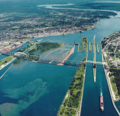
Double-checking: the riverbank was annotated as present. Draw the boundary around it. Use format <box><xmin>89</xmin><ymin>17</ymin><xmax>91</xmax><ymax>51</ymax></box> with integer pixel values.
<box><xmin>102</xmin><ymin>52</ymin><xmax>120</xmax><ymax>116</ymax></box>
<box><xmin>57</xmin><ymin>54</ymin><xmax>87</xmax><ymax>116</ymax></box>
<box><xmin>101</xmin><ymin>32</ymin><xmax>120</xmax><ymax>100</ymax></box>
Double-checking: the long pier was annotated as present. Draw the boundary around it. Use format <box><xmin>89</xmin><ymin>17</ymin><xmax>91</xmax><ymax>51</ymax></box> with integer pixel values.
<box><xmin>93</xmin><ymin>35</ymin><xmax>96</xmax><ymax>82</ymax></box>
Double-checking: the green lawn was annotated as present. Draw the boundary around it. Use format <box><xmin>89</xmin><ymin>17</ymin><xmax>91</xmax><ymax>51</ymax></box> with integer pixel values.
<box><xmin>0</xmin><ymin>56</ymin><xmax>13</xmax><ymax>66</ymax></box>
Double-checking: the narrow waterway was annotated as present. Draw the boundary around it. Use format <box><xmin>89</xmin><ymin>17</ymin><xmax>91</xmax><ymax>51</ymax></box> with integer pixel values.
<box><xmin>0</xmin><ymin>55</ymin><xmax>7</xmax><ymax>60</ymax></box>
<box><xmin>81</xmin><ymin>44</ymin><xmax>118</xmax><ymax>116</ymax></box>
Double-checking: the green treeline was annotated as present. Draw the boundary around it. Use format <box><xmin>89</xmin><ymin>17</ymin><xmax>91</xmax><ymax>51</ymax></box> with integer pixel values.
<box><xmin>81</xmin><ymin>36</ymin><xmax>87</xmax><ymax>51</ymax></box>
<box><xmin>109</xmin><ymin>68</ymin><xmax>120</xmax><ymax>95</ymax></box>
<box><xmin>58</xmin><ymin>54</ymin><xmax>87</xmax><ymax>116</ymax></box>
<box><xmin>38</xmin><ymin>41</ymin><xmax>61</xmax><ymax>54</ymax></box>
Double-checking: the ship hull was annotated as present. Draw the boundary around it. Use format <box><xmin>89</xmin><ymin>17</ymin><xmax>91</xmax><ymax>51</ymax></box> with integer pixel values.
<box><xmin>100</xmin><ymin>95</ymin><xmax>104</xmax><ymax>111</ymax></box>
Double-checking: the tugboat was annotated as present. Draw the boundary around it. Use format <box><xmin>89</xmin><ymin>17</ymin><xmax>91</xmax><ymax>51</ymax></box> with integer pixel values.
<box><xmin>100</xmin><ymin>93</ymin><xmax>104</xmax><ymax>111</ymax></box>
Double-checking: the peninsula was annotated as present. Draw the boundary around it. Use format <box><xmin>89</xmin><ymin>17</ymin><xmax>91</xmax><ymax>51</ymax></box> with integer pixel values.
<box><xmin>57</xmin><ymin>54</ymin><xmax>87</xmax><ymax>116</ymax></box>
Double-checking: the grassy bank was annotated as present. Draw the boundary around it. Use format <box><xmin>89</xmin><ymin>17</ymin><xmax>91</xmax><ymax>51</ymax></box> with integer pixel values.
<box><xmin>89</xmin><ymin>42</ymin><xmax>92</xmax><ymax>52</ymax></box>
<box><xmin>78</xmin><ymin>44</ymin><xmax>83</xmax><ymax>52</ymax></box>
<box><xmin>57</xmin><ymin>54</ymin><xmax>87</xmax><ymax>116</ymax></box>
<box><xmin>97</xmin><ymin>43</ymin><xmax>100</xmax><ymax>53</ymax></box>
<box><xmin>81</xmin><ymin>36</ymin><xmax>87</xmax><ymax>51</ymax></box>
<box><xmin>0</xmin><ymin>56</ymin><xmax>14</xmax><ymax>67</ymax></box>
<box><xmin>109</xmin><ymin>68</ymin><xmax>120</xmax><ymax>99</ymax></box>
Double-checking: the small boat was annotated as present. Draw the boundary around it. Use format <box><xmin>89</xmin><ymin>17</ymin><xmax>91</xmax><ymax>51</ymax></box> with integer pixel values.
<box><xmin>100</xmin><ymin>93</ymin><xmax>104</xmax><ymax>111</ymax></box>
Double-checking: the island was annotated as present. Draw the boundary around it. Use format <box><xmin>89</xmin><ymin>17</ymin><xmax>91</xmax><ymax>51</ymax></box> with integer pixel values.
<box><xmin>81</xmin><ymin>36</ymin><xmax>88</xmax><ymax>51</ymax></box>
<box><xmin>13</xmin><ymin>41</ymin><xmax>62</xmax><ymax>64</ymax></box>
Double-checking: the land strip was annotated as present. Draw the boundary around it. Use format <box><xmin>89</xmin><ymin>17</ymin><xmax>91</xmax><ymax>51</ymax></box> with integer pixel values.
<box><xmin>97</xmin><ymin>43</ymin><xmax>100</xmax><ymax>53</ymax></box>
<box><xmin>0</xmin><ymin>56</ymin><xmax>15</xmax><ymax>70</ymax></box>
<box><xmin>89</xmin><ymin>42</ymin><xmax>92</xmax><ymax>52</ymax></box>
<box><xmin>78</xmin><ymin>44</ymin><xmax>83</xmax><ymax>52</ymax></box>
<box><xmin>102</xmin><ymin>52</ymin><xmax>120</xmax><ymax>116</ymax></box>
<box><xmin>81</xmin><ymin>36</ymin><xmax>88</xmax><ymax>51</ymax></box>
<box><xmin>57</xmin><ymin>54</ymin><xmax>87</xmax><ymax>116</ymax></box>
<box><xmin>93</xmin><ymin>36</ymin><xmax>96</xmax><ymax>82</ymax></box>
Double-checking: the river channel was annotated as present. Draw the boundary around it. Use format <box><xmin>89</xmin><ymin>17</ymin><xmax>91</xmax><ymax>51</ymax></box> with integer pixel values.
<box><xmin>0</xmin><ymin>13</ymin><xmax>120</xmax><ymax>116</ymax></box>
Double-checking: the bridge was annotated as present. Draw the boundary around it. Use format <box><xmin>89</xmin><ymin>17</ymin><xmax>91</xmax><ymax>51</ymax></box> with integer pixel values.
<box><xmin>36</xmin><ymin>57</ymin><xmax>107</xmax><ymax>67</ymax></box>
<box><xmin>66</xmin><ymin>60</ymin><xmax>104</xmax><ymax>65</ymax></box>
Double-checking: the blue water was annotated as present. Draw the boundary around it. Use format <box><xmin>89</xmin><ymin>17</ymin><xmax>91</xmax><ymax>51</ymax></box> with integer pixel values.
<box><xmin>0</xmin><ymin>55</ymin><xmax>7</xmax><ymax>60</ymax></box>
<box><xmin>10</xmin><ymin>42</ymin><xmax>29</xmax><ymax>54</ymax></box>
<box><xmin>0</xmin><ymin>9</ymin><xmax>120</xmax><ymax>116</ymax></box>
<box><xmin>81</xmin><ymin>42</ymin><xmax>118</xmax><ymax>116</ymax></box>
<box><xmin>0</xmin><ymin>61</ymin><xmax>77</xmax><ymax>116</ymax></box>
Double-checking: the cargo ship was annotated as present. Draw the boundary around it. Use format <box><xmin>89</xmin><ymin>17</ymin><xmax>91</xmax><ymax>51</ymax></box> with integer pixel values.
<box><xmin>100</xmin><ymin>93</ymin><xmax>104</xmax><ymax>111</ymax></box>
